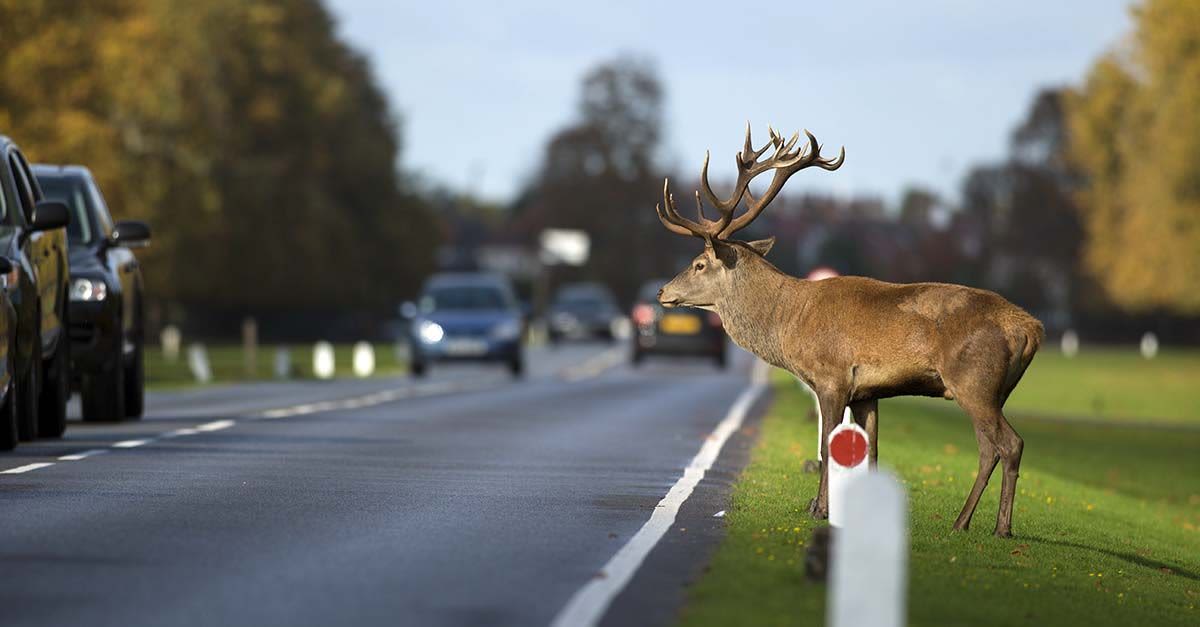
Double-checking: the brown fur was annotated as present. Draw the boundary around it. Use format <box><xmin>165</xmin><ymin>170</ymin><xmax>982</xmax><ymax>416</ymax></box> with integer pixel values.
<box><xmin>660</xmin><ymin>242</ymin><xmax>1043</xmax><ymax>537</ymax></box>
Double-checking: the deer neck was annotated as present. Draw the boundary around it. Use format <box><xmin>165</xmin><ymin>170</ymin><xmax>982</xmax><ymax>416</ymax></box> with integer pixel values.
<box><xmin>715</xmin><ymin>259</ymin><xmax>805</xmax><ymax>368</ymax></box>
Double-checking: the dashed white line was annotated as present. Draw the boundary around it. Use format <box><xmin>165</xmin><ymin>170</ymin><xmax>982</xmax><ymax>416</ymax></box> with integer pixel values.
<box><xmin>550</xmin><ymin>359</ymin><xmax>770</xmax><ymax>627</ymax></box>
<box><xmin>4</xmin><ymin>375</ymin><xmax>503</xmax><ymax>475</ymax></box>
<box><xmin>195</xmin><ymin>419</ymin><xmax>235</xmax><ymax>432</ymax></box>
<box><xmin>58</xmin><ymin>449</ymin><xmax>108</xmax><ymax>461</ymax></box>
<box><xmin>111</xmin><ymin>439</ymin><xmax>152</xmax><ymax>449</ymax></box>
<box><xmin>1</xmin><ymin>462</ymin><xmax>55</xmax><ymax>474</ymax></box>
<box><xmin>561</xmin><ymin>346</ymin><xmax>627</xmax><ymax>382</ymax></box>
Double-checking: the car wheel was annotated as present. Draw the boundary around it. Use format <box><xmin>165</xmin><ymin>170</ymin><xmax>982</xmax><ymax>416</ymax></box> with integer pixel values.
<box><xmin>632</xmin><ymin>349</ymin><xmax>644</xmax><ymax>367</ymax></box>
<box><xmin>410</xmin><ymin>359</ymin><xmax>427</xmax><ymax>378</ymax></box>
<box><xmin>123</xmin><ymin>337</ymin><xmax>144</xmax><ymax>419</ymax></box>
<box><xmin>37</xmin><ymin>336</ymin><xmax>69</xmax><ymax>438</ymax></box>
<box><xmin>715</xmin><ymin>349</ymin><xmax>727</xmax><ymax>369</ymax></box>
<box><xmin>16</xmin><ymin>328</ymin><xmax>41</xmax><ymax>441</ymax></box>
<box><xmin>0</xmin><ymin>380</ymin><xmax>17</xmax><ymax>451</ymax></box>
<box><xmin>81</xmin><ymin>328</ymin><xmax>125</xmax><ymax>422</ymax></box>
<box><xmin>508</xmin><ymin>354</ymin><xmax>524</xmax><ymax>378</ymax></box>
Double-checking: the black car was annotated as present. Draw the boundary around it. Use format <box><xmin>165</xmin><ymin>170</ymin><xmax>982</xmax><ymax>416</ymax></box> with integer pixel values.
<box><xmin>404</xmin><ymin>273</ymin><xmax>525</xmax><ymax>377</ymax></box>
<box><xmin>0</xmin><ymin>136</ymin><xmax>71</xmax><ymax>442</ymax></box>
<box><xmin>0</xmin><ymin>257</ymin><xmax>20</xmax><ymax>450</ymax></box>
<box><xmin>34</xmin><ymin>165</ymin><xmax>150</xmax><ymax>422</ymax></box>
<box><xmin>631</xmin><ymin>279</ymin><xmax>726</xmax><ymax>367</ymax></box>
<box><xmin>547</xmin><ymin>282</ymin><xmax>622</xmax><ymax>343</ymax></box>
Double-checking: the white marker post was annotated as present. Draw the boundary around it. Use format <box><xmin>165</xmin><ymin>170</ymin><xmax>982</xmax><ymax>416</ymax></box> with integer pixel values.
<box><xmin>273</xmin><ymin>347</ymin><xmax>292</xmax><ymax>380</ymax></box>
<box><xmin>829</xmin><ymin>472</ymin><xmax>908</xmax><ymax>627</ymax></box>
<box><xmin>1140</xmin><ymin>332</ymin><xmax>1159</xmax><ymax>359</ymax></box>
<box><xmin>827</xmin><ymin>412</ymin><xmax>869</xmax><ymax>528</ymax></box>
<box><xmin>312</xmin><ymin>341</ymin><xmax>335</xmax><ymax>380</ymax></box>
<box><xmin>187</xmin><ymin>344</ymin><xmax>212</xmax><ymax>384</ymax></box>
<box><xmin>352</xmin><ymin>341</ymin><xmax>375</xmax><ymax>378</ymax></box>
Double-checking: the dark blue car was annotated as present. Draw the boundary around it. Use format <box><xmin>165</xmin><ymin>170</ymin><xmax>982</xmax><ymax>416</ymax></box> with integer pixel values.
<box><xmin>406</xmin><ymin>273</ymin><xmax>524</xmax><ymax>378</ymax></box>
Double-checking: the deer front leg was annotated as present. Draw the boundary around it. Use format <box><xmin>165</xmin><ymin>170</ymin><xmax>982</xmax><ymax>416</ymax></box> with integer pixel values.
<box><xmin>809</xmin><ymin>392</ymin><xmax>847</xmax><ymax>520</ymax></box>
<box><xmin>849</xmin><ymin>399</ymin><xmax>879</xmax><ymax>468</ymax></box>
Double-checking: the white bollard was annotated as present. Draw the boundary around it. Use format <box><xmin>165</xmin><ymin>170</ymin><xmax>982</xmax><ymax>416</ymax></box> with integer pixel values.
<box><xmin>161</xmin><ymin>325</ymin><xmax>181</xmax><ymax>362</ymax></box>
<box><xmin>1061</xmin><ymin>329</ymin><xmax>1079</xmax><ymax>358</ymax></box>
<box><xmin>312</xmin><ymin>341</ymin><xmax>335</xmax><ymax>380</ymax></box>
<box><xmin>1140</xmin><ymin>332</ymin><xmax>1159</xmax><ymax>359</ymax></box>
<box><xmin>827</xmin><ymin>411</ymin><xmax>870</xmax><ymax>528</ymax></box>
<box><xmin>352</xmin><ymin>342</ymin><xmax>375</xmax><ymax>378</ymax></box>
<box><xmin>273</xmin><ymin>348</ymin><xmax>292</xmax><ymax>379</ymax></box>
<box><xmin>186</xmin><ymin>343</ymin><xmax>212</xmax><ymax>384</ymax></box>
<box><xmin>829</xmin><ymin>471</ymin><xmax>908</xmax><ymax>627</ymax></box>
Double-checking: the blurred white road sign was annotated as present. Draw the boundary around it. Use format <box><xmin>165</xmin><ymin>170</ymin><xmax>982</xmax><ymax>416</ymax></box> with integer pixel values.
<box><xmin>352</xmin><ymin>341</ymin><xmax>375</xmax><ymax>378</ymax></box>
<box><xmin>540</xmin><ymin>229</ymin><xmax>590</xmax><ymax>266</ymax></box>
<box><xmin>827</xmin><ymin>412</ymin><xmax>870</xmax><ymax>528</ymax></box>
<box><xmin>313</xmin><ymin>341</ymin><xmax>335</xmax><ymax>379</ymax></box>
<box><xmin>829</xmin><ymin>471</ymin><xmax>908</xmax><ymax>627</ymax></box>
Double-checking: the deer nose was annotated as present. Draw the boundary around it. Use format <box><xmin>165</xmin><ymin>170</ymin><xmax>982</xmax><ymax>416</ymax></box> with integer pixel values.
<box><xmin>656</xmin><ymin>288</ymin><xmax>664</xmax><ymax>299</ymax></box>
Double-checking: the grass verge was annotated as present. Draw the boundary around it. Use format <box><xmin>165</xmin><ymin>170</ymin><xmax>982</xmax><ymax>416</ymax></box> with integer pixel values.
<box><xmin>144</xmin><ymin>342</ymin><xmax>407</xmax><ymax>389</ymax></box>
<box><xmin>678</xmin><ymin>352</ymin><xmax>1200</xmax><ymax>627</ymax></box>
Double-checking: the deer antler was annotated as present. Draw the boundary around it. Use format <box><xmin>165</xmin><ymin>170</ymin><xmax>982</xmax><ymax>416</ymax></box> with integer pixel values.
<box><xmin>658</xmin><ymin>123</ymin><xmax>844</xmax><ymax>242</ymax></box>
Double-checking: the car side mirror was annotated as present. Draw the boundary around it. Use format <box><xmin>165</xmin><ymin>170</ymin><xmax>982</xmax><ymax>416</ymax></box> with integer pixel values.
<box><xmin>111</xmin><ymin>220</ymin><xmax>151</xmax><ymax>248</ymax></box>
<box><xmin>31</xmin><ymin>201</ymin><xmax>70</xmax><ymax>231</ymax></box>
<box><xmin>399</xmin><ymin>301</ymin><xmax>418</xmax><ymax>319</ymax></box>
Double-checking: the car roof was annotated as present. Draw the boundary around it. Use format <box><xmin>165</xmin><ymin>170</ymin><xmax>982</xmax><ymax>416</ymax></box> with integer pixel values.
<box><xmin>423</xmin><ymin>272</ymin><xmax>513</xmax><ymax>290</ymax></box>
<box><xmin>31</xmin><ymin>163</ymin><xmax>93</xmax><ymax>178</ymax></box>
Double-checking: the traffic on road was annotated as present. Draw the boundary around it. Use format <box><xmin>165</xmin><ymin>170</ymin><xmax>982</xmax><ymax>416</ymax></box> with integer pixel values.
<box><xmin>0</xmin><ymin>340</ymin><xmax>758</xmax><ymax>627</ymax></box>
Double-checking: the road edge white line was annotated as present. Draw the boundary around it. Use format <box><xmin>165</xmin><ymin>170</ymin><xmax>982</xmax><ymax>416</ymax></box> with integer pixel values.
<box><xmin>1</xmin><ymin>462</ymin><xmax>55</xmax><ymax>474</ymax></box>
<box><xmin>549</xmin><ymin>358</ymin><xmax>770</xmax><ymax>627</ymax></box>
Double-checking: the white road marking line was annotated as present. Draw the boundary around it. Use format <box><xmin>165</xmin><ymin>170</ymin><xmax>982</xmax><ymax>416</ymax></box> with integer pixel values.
<box><xmin>713</xmin><ymin>510</ymin><xmax>726</xmax><ymax>518</ymax></box>
<box><xmin>1</xmin><ymin>462</ymin><xmax>55</xmax><ymax>474</ymax></box>
<box><xmin>58</xmin><ymin>449</ymin><xmax>108</xmax><ymax>461</ymax></box>
<box><xmin>561</xmin><ymin>346</ymin><xmax>626</xmax><ymax>382</ymax></box>
<box><xmin>194</xmin><ymin>419</ymin><xmax>235</xmax><ymax>432</ymax></box>
<box><xmin>112</xmin><ymin>439</ymin><xmax>152</xmax><ymax>448</ymax></box>
<box><xmin>550</xmin><ymin>359</ymin><xmax>770</xmax><ymax>627</ymax></box>
<box><xmin>4</xmin><ymin>377</ymin><xmax>497</xmax><ymax>475</ymax></box>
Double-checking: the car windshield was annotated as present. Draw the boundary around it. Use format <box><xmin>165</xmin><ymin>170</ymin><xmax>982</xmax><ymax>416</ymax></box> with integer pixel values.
<box><xmin>421</xmin><ymin>286</ymin><xmax>509</xmax><ymax>312</ymax></box>
<box><xmin>555</xmin><ymin>286</ymin><xmax>614</xmax><ymax>308</ymax></box>
<box><xmin>36</xmin><ymin>175</ymin><xmax>93</xmax><ymax>245</ymax></box>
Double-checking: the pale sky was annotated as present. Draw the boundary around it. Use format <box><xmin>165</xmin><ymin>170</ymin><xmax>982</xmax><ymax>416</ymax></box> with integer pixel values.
<box><xmin>327</xmin><ymin>0</ymin><xmax>1134</xmax><ymax>205</ymax></box>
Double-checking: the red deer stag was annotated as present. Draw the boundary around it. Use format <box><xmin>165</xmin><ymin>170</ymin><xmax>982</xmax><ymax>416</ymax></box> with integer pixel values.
<box><xmin>655</xmin><ymin>125</ymin><xmax>1043</xmax><ymax>537</ymax></box>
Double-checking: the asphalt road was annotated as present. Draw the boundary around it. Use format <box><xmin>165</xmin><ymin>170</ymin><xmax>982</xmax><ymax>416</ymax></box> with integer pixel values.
<box><xmin>0</xmin><ymin>342</ymin><xmax>765</xmax><ymax>627</ymax></box>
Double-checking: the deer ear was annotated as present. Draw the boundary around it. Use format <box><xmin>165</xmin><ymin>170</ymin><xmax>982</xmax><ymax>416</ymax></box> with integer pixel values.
<box><xmin>747</xmin><ymin>237</ymin><xmax>775</xmax><ymax>256</ymax></box>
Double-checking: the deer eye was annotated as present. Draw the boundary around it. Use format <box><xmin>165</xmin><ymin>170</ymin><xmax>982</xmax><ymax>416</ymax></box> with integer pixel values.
<box><xmin>694</xmin><ymin>261</ymin><xmax>705</xmax><ymax>271</ymax></box>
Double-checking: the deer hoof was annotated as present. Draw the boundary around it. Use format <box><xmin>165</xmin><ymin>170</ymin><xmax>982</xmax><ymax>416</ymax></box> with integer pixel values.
<box><xmin>807</xmin><ymin>498</ymin><xmax>828</xmax><ymax>520</ymax></box>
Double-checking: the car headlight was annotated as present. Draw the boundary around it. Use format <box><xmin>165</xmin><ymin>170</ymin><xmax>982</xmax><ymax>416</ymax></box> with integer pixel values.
<box><xmin>70</xmin><ymin>277</ymin><xmax>108</xmax><ymax>302</ymax></box>
<box><xmin>491</xmin><ymin>319</ymin><xmax>521</xmax><ymax>341</ymax></box>
<box><xmin>417</xmin><ymin>320</ymin><xmax>444</xmax><ymax>344</ymax></box>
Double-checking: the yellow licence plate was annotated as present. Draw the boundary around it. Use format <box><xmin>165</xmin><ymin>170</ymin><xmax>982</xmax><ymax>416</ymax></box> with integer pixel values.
<box><xmin>660</xmin><ymin>314</ymin><xmax>701</xmax><ymax>335</ymax></box>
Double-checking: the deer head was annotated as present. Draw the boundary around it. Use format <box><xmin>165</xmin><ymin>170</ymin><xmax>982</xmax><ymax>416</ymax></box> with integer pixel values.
<box><xmin>656</xmin><ymin>124</ymin><xmax>844</xmax><ymax>310</ymax></box>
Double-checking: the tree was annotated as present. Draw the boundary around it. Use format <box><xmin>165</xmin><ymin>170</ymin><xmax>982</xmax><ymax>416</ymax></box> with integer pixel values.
<box><xmin>1066</xmin><ymin>0</ymin><xmax>1200</xmax><ymax>314</ymax></box>
<box><xmin>519</xmin><ymin>56</ymin><xmax>685</xmax><ymax>304</ymax></box>
<box><xmin>0</xmin><ymin>0</ymin><xmax>437</xmax><ymax>331</ymax></box>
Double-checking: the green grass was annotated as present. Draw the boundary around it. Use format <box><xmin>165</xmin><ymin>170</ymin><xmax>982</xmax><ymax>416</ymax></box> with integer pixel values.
<box><xmin>678</xmin><ymin>351</ymin><xmax>1200</xmax><ymax>627</ymax></box>
<box><xmin>1002</xmin><ymin>348</ymin><xmax>1200</xmax><ymax>424</ymax></box>
<box><xmin>144</xmin><ymin>342</ymin><xmax>408</xmax><ymax>389</ymax></box>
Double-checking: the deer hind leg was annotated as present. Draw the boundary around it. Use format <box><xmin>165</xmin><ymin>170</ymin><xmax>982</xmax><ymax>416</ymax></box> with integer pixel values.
<box><xmin>953</xmin><ymin>426</ymin><xmax>998</xmax><ymax>531</ymax></box>
<box><xmin>809</xmin><ymin>392</ymin><xmax>848</xmax><ymax>520</ymax></box>
<box><xmin>954</xmin><ymin>398</ymin><xmax>1023</xmax><ymax>537</ymax></box>
<box><xmin>849</xmin><ymin>399</ymin><xmax>879</xmax><ymax>468</ymax></box>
